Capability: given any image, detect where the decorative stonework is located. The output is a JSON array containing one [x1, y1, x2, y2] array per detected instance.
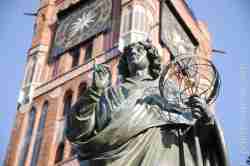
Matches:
[[51, 0, 112, 58], [160, 1, 196, 58]]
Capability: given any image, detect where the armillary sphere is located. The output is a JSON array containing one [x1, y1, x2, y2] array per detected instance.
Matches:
[[159, 56, 221, 106]]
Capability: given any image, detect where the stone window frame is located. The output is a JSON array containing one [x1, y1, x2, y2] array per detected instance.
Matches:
[[30, 101, 49, 166], [63, 90, 73, 116], [18, 107, 37, 166], [70, 47, 81, 68], [119, 3, 155, 51], [77, 82, 88, 99]]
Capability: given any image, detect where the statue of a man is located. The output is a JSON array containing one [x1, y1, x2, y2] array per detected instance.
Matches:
[[66, 41, 229, 166]]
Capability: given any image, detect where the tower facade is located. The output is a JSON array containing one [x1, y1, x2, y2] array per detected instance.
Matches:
[[5, 0, 213, 165]]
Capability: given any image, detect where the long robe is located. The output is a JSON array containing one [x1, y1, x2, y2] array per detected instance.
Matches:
[[66, 78, 230, 166]]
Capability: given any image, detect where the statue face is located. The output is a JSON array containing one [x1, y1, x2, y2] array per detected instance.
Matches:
[[126, 44, 149, 74]]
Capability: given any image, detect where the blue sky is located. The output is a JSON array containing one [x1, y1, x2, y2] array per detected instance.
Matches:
[[0, 0, 39, 164], [190, 1, 250, 165], [0, 0, 249, 166]]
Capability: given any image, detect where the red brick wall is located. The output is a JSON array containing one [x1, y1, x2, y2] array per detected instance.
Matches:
[[5, 0, 213, 165]]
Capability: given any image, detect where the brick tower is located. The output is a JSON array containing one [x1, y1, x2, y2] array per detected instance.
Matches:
[[4, 0, 213, 165]]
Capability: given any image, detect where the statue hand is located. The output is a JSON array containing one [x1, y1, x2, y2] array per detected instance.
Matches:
[[92, 64, 111, 92], [186, 95, 214, 123]]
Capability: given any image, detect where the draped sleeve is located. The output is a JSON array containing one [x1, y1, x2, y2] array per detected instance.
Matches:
[[66, 88, 106, 143]]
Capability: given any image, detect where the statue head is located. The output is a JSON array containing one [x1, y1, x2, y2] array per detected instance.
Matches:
[[118, 41, 162, 80]]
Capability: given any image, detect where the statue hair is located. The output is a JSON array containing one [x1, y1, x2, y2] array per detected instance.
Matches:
[[118, 41, 162, 80]]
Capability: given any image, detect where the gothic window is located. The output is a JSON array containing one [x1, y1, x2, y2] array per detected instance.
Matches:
[[30, 101, 49, 166], [103, 0, 121, 52], [78, 82, 87, 98], [25, 56, 37, 86], [18, 107, 36, 166], [121, 6, 133, 34], [22, 56, 38, 104], [70, 47, 80, 68], [38, 102, 49, 131], [52, 59, 59, 78], [133, 5, 146, 32], [63, 91, 73, 116], [61, 91, 73, 161], [84, 42, 93, 63], [54, 142, 64, 164], [119, 4, 153, 51]]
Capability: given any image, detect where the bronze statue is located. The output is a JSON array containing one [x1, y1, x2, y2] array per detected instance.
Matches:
[[66, 41, 229, 166]]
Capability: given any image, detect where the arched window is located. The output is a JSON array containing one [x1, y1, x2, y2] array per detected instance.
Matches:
[[119, 4, 154, 51], [22, 56, 38, 103], [25, 56, 37, 86], [84, 41, 93, 63], [37, 102, 49, 131], [70, 47, 80, 68], [121, 6, 133, 34], [58, 91, 73, 162], [31, 101, 49, 166], [52, 59, 59, 78], [63, 91, 73, 116], [18, 107, 36, 166], [54, 142, 64, 164], [133, 5, 146, 32], [78, 82, 87, 98]]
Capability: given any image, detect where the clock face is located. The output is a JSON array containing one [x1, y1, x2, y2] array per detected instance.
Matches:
[[51, 0, 112, 58], [160, 1, 196, 59]]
